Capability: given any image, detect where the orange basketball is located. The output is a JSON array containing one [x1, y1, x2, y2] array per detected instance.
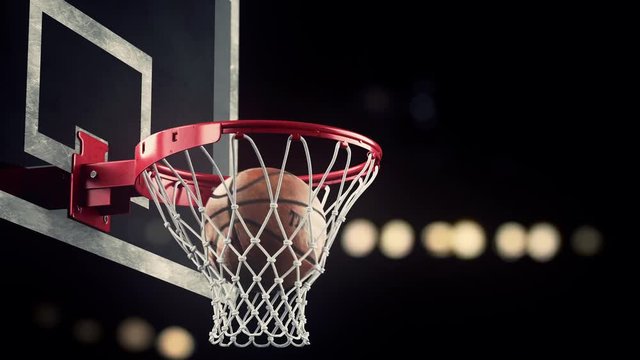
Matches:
[[204, 167, 326, 290]]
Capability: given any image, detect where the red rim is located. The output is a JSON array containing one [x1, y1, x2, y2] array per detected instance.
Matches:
[[133, 120, 382, 203]]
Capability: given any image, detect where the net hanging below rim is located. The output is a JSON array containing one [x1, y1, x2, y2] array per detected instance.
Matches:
[[139, 120, 381, 347]]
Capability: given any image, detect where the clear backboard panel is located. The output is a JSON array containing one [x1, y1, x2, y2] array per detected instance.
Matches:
[[0, 0, 239, 298]]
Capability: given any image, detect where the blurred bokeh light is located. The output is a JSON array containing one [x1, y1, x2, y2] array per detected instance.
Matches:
[[117, 317, 155, 352], [341, 219, 378, 257], [380, 219, 415, 259], [571, 225, 603, 256], [33, 302, 61, 329], [73, 318, 102, 344], [527, 223, 561, 262], [156, 326, 195, 360], [421, 221, 453, 257], [452, 220, 486, 259], [495, 222, 527, 261]]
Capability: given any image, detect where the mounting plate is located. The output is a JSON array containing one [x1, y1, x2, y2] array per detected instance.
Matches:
[[70, 131, 110, 232]]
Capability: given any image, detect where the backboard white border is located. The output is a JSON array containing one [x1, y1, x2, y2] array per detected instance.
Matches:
[[24, 0, 152, 172], [0, 191, 211, 298]]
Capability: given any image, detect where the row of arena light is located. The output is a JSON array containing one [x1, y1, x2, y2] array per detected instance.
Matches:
[[33, 303, 195, 359], [341, 219, 603, 261]]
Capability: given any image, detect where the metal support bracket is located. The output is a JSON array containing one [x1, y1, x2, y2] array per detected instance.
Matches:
[[70, 131, 135, 232]]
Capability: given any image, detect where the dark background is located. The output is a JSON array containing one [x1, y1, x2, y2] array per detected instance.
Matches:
[[2, 0, 614, 358]]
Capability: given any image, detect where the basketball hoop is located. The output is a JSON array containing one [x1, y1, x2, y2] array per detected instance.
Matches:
[[70, 120, 382, 347]]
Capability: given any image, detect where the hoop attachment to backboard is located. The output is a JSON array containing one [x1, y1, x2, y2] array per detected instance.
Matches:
[[69, 120, 382, 232]]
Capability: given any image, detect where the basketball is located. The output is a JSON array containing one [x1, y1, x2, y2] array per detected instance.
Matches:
[[204, 167, 326, 290]]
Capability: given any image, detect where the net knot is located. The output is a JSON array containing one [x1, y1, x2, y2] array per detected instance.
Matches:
[[261, 294, 270, 300], [252, 276, 262, 282], [251, 309, 259, 316], [240, 293, 249, 300], [293, 260, 302, 267], [231, 310, 239, 316], [283, 239, 293, 246], [338, 216, 347, 223], [238, 255, 247, 262], [331, 210, 339, 216], [274, 277, 284, 285], [281, 295, 289, 301], [198, 206, 206, 213], [163, 221, 171, 229], [230, 204, 239, 211], [231, 275, 240, 282], [306, 206, 313, 214], [261, 324, 268, 331], [266, 257, 276, 264], [224, 238, 232, 245], [172, 213, 181, 220], [250, 238, 260, 244], [270, 202, 278, 209], [294, 281, 303, 288]]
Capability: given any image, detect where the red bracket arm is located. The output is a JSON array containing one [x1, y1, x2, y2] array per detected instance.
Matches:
[[67, 120, 380, 233], [70, 131, 136, 232]]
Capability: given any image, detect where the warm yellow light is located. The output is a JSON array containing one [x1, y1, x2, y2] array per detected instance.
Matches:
[[117, 317, 155, 352], [452, 220, 486, 259], [495, 222, 527, 261], [379, 219, 414, 259], [73, 318, 102, 344], [341, 219, 378, 257], [157, 326, 195, 360], [571, 225, 603, 256], [421, 222, 453, 257], [527, 223, 561, 262]]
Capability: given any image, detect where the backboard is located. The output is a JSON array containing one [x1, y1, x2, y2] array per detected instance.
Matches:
[[0, 0, 239, 298]]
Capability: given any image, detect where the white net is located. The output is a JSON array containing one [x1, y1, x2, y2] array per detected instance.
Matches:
[[141, 133, 378, 347]]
